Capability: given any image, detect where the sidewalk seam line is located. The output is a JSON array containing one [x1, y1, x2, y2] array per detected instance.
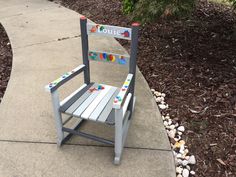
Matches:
[[13, 35, 81, 50], [0, 139, 172, 152]]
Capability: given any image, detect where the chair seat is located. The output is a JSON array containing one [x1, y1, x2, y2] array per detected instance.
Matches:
[[60, 83, 119, 123]]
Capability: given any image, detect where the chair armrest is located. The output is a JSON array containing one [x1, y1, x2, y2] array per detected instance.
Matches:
[[45, 64, 85, 93], [113, 73, 133, 109]]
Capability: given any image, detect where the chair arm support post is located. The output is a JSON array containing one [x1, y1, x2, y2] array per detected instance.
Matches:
[[51, 90, 64, 145], [114, 108, 123, 164], [80, 16, 90, 85]]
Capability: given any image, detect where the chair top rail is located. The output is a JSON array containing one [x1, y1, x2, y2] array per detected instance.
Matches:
[[87, 23, 132, 40]]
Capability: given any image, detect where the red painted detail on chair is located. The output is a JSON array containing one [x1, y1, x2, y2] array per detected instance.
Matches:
[[80, 16, 86, 20], [89, 88, 96, 92], [132, 22, 140, 26]]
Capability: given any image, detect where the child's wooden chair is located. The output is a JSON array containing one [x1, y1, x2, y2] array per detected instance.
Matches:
[[45, 16, 139, 165]]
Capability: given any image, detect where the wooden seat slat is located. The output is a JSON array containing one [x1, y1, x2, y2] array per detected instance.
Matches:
[[64, 83, 98, 114], [89, 86, 118, 121], [60, 83, 94, 113], [97, 89, 119, 123], [81, 85, 113, 119], [73, 86, 103, 118]]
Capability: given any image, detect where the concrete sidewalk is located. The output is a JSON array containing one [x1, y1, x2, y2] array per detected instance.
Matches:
[[0, 0, 175, 176]]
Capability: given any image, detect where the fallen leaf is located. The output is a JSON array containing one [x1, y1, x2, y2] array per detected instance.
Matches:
[[210, 143, 217, 146], [216, 158, 226, 166]]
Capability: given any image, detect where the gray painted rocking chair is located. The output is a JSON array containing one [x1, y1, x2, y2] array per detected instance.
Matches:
[[45, 16, 139, 165]]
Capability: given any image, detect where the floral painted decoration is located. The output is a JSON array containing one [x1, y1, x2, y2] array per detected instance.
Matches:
[[88, 51, 128, 65], [89, 85, 105, 93]]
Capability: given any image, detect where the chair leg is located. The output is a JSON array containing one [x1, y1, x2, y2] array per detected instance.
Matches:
[[114, 108, 123, 165], [128, 96, 136, 120], [132, 96, 136, 112], [51, 91, 64, 146]]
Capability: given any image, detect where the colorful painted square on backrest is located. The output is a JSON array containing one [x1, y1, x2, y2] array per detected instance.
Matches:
[[87, 23, 132, 40], [88, 50, 129, 65]]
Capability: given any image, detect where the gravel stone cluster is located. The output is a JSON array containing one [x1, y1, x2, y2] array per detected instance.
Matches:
[[151, 89, 196, 177]]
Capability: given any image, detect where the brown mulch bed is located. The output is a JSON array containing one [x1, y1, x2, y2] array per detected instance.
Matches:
[[53, 0, 236, 176], [0, 24, 12, 103]]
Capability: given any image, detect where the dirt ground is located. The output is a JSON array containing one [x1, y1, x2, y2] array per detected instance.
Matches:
[[0, 24, 12, 103], [0, 0, 236, 176]]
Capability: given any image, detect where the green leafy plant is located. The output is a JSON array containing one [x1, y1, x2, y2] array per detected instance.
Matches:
[[228, 0, 236, 7], [132, 0, 196, 23], [122, 0, 136, 14]]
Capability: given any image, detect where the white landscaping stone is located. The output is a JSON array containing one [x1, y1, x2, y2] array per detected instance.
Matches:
[[182, 160, 188, 166], [185, 156, 190, 160], [176, 166, 183, 174], [165, 115, 170, 119], [168, 119, 172, 125], [177, 159, 182, 165], [159, 104, 167, 109], [180, 144, 185, 154], [163, 121, 168, 127], [161, 93, 166, 97], [173, 151, 177, 156], [176, 153, 182, 158], [186, 165, 190, 170], [182, 169, 190, 177], [177, 126, 185, 132], [160, 96, 165, 101], [184, 149, 189, 156], [179, 140, 185, 145], [168, 129, 176, 139], [178, 131, 183, 135], [188, 155, 196, 165], [152, 89, 196, 174], [154, 91, 162, 96], [169, 125, 175, 130], [155, 97, 162, 102]]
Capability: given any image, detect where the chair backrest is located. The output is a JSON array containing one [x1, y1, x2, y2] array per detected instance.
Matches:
[[80, 16, 139, 85]]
